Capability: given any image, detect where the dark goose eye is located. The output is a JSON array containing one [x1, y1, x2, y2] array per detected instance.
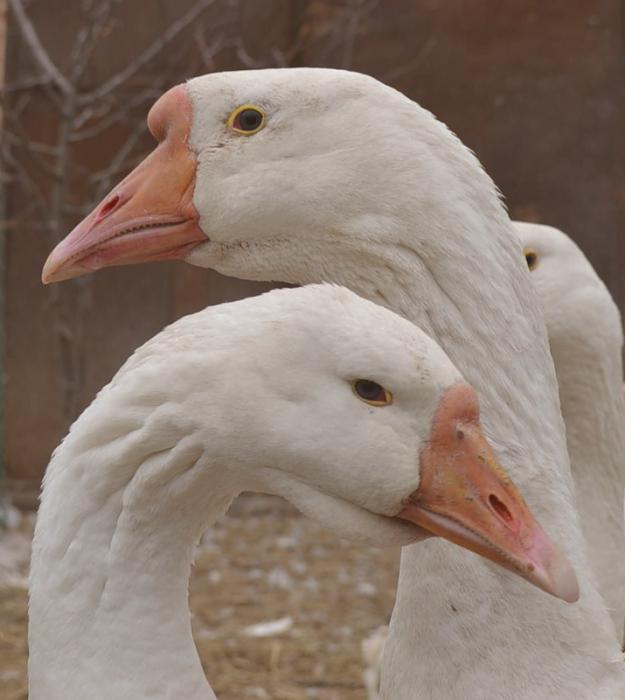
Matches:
[[352, 379, 393, 406], [229, 106, 265, 135], [523, 247, 538, 271]]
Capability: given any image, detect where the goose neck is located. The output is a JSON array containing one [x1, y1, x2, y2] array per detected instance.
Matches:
[[29, 406, 239, 700]]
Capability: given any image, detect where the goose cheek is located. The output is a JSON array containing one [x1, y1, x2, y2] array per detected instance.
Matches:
[[42, 84, 206, 284]]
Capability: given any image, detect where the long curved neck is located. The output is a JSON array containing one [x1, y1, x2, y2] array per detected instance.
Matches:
[[551, 328, 625, 636], [552, 330, 625, 484], [293, 149, 625, 695], [377, 223, 624, 696], [29, 399, 239, 700]]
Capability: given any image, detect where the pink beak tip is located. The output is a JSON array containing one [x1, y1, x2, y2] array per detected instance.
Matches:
[[41, 252, 59, 284], [545, 547, 580, 604]]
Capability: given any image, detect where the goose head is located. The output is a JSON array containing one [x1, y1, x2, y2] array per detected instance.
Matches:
[[42, 68, 504, 285], [100, 285, 576, 601], [515, 221, 623, 355]]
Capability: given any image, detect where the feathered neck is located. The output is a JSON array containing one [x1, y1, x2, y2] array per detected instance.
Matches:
[[550, 320, 625, 638], [550, 319, 625, 472], [28, 390, 238, 700], [277, 133, 625, 695]]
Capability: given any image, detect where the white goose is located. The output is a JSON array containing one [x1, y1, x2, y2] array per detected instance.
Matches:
[[362, 221, 625, 696], [517, 221, 625, 636], [43, 69, 625, 697], [28, 285, 571, 699]]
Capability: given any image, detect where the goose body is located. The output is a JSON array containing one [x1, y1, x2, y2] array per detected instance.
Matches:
[[28, 285, 568, 699], [43, 69, 625, 697], [516, 221, 625, 636]]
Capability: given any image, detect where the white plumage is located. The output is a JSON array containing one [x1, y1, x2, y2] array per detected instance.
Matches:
[[31, 285, 565, 699], [516, 221, 625, 637], [362, 221, 625, 695], [43, 69, 625, 697]]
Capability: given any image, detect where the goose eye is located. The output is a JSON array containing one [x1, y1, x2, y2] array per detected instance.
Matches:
[[523, 247, 539, 271], [352, 379, 393, 406], [228, 105, 265, 135]]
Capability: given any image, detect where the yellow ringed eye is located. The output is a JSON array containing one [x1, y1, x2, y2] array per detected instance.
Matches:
[[523, 247, 539, 271], [227, 105, 265, 135], [352, 379, 393, 407]]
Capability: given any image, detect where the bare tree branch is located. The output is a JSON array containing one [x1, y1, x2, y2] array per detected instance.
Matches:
[[0, 73, 52, 94], [89, 118, 148, 200], [381, 37, 437, 84], [2, 121, 59, 179], [0, 140, 48, 213], [71, 87, 162, 141], [339, 0, 378, 69], [7, 0, 73, 95], [68, 0, 115, 84], [78, 0, 218, 105]]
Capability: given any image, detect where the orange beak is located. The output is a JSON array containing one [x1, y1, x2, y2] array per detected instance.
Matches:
[[401, 383, 579, 603], [42, 85, 205, 284]]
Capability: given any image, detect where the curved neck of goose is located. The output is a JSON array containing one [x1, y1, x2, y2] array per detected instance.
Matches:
[[559, 355, 625, 483], [550, 324, 625, 635], [29, 405, 239, 700], [551, 325, 625, 473], [292, 154, 625, 692]]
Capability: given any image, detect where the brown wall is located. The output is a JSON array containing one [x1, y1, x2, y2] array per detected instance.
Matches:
[[3, 1, 625, 498], [0, 0, 6, 86], [351, 0, 625, 315]]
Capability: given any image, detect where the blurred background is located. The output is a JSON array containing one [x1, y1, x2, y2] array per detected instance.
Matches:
[[0, 1, 623, 698]]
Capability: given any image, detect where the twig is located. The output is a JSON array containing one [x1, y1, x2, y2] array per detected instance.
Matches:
[[7, 0, 73, 95], [0, 74, 52, 95], [381, 37, 437, 84], [0, 141, 49, 212], [90, 118, 149, 201], [78, 0, 217, 105], [2, 120, 59, 179], [71, 87, 162, 141]]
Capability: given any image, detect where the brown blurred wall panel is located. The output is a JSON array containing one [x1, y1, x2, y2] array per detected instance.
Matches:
[[3, 1, 625, 495]]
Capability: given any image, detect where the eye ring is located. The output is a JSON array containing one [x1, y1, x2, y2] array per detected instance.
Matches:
[[227, 105, 265, 135], [352, 379, 393, 407], [523, 247, 539, 271]]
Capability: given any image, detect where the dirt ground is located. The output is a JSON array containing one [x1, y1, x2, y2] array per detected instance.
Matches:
[[0, 496, 399, 700]]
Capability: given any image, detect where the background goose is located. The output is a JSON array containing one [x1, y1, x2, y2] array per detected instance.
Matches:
[[28, 284, 570, 700], [516, 221, 625, 637], [42, 68, 625, 697]]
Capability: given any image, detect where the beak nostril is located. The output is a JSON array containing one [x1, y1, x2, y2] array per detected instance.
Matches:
[[489, 494, 513, 525], [98, 193, 121, 220]]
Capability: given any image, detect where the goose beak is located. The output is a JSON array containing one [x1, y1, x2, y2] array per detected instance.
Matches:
[[42, 85, 205, 284], [399, 383, 579, 603]]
